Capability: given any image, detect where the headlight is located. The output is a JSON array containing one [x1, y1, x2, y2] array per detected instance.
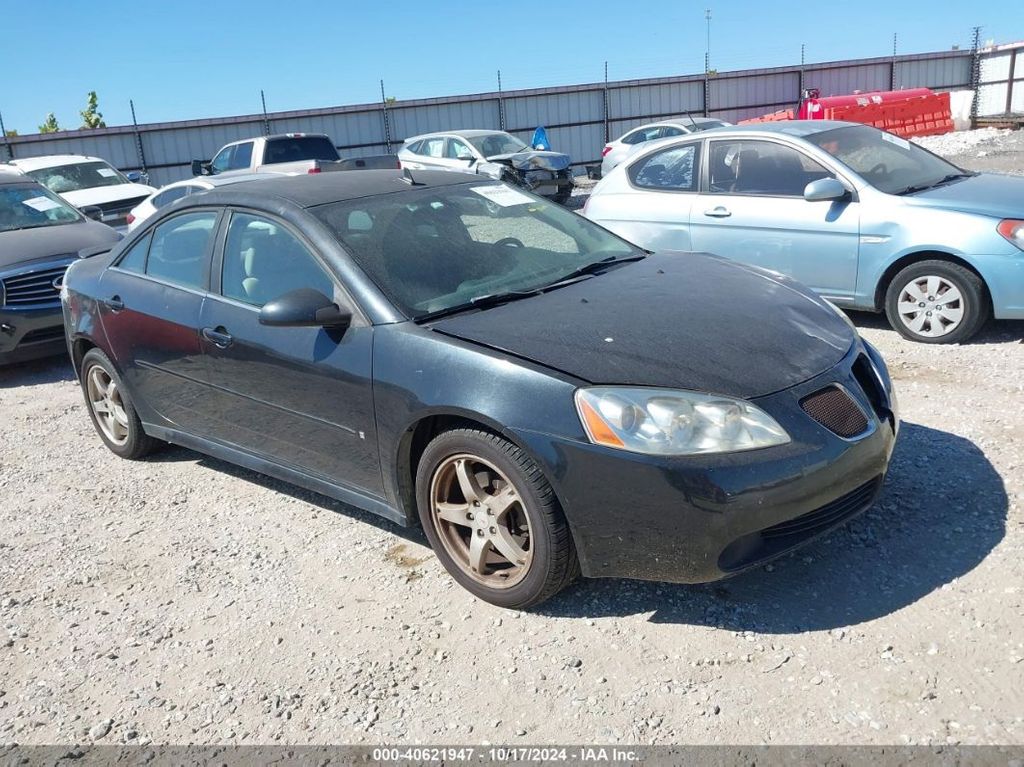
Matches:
[[575, 387, 790, 456], [997, 219, 1024, 251]]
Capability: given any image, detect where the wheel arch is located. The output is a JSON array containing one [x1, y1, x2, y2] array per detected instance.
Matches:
[[873, 250, 990, 311], [393, 409, 547, 527], [71, 336, 98, 378]]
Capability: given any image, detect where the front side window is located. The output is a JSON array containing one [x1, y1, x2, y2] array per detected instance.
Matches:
[[210, 146, 234, 174], [152, 186, 191, 209], [26, 161, 128, 194], [807, 124, 964, 195], [445, 139, 475, 160], [146, 211, 217, 289], [421, 138, 445, 158], [221, 213, 335, 307], [622, 126, 663, 145], [314, 183, 638, 317], [628, 143, 700, 191], [0, 183, 81, 232], [707, 140, 831, 196]]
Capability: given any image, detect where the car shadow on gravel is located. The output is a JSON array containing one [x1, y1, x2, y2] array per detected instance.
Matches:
[[539, 422, 1007, 631], [846, 310, 1024, 344], [0, 356, 75, 388]]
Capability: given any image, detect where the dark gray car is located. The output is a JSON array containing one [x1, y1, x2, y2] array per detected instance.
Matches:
[[0, 174, 120, 364]]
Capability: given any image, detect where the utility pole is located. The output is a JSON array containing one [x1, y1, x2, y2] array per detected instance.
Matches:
[[380, 80, 393, 153], [703, 8, 712, 117], [260, 90, 271, 136]]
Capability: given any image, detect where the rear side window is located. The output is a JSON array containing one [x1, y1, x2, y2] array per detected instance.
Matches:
[[146, 212, 217, 289], [116, 232, 151, 273], [628, 143, 700, 191], [152, 186, 191, 209], [622, 127, 663, 145], [404, 140, 422, 154]]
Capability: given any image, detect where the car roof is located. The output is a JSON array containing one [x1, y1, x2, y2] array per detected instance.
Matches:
[[178, 168, 478, 210], [9, 154, 106, 171], [404, 129, 509, 142], [160, 171, 282, 192], [624, 120, 862, 154], [0, 173, 41, 187]]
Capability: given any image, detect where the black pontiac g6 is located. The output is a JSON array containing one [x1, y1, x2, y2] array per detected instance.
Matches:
[[62, 170, 898, 608]]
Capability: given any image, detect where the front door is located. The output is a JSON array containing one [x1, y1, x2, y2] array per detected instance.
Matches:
[[196, 211, 382, 496], [97, 210, 219, 431], [689, 138, 861, 300]]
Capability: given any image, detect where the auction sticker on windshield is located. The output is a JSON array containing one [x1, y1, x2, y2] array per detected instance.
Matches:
[[21, 196, 62, 212], [96, 168, 118, 178], [472, 185, 534, 207], [880, 132, 911, 150]]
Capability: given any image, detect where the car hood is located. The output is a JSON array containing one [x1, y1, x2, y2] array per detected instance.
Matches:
[[0, 220, 120, 270], [903, 172, 1024, 219], [485, 151, 571, 171], [430, 253, 855, 399], [60, 183, 156, 207]]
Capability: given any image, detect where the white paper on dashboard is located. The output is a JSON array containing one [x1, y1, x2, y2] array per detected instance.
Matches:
[[21, 196, 62, 212], [471, 185, 535, 207]]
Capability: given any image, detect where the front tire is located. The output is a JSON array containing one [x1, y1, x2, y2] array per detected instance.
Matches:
[[415, 428, 578, 609], [884, 260, 988, 344], [80, 349, 160, 460]]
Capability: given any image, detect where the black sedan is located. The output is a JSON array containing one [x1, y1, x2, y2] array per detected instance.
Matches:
[[1, 174, 120, 365], [62, 170, 898, 609]]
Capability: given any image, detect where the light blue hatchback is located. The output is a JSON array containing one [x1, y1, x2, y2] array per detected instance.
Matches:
[[584, 120, 1024, 343]]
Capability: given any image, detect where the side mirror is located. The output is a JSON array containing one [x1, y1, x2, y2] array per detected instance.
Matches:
[[462, 157, 476, 164], [125, 170, 149, 184], [191, 159, 211, 177], [80, 205, 104, 222], [259, 288, 351, 329], [804, 177, 849, 202]]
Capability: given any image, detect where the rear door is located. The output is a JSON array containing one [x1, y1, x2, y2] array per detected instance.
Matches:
[[689, 138, 861, 298], [98, 209, 220, 431], [195, 210, 382, 495]]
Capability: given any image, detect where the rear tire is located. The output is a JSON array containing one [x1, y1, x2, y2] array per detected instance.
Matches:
[[415, 428, 578, 609], [80, 349, 160, 460], [884, 260, 987, 344]]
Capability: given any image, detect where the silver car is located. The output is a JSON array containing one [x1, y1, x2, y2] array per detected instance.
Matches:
[[398, 130, 574, 203], [584, 120, 1024, 344], [601, 118, 730, 178]]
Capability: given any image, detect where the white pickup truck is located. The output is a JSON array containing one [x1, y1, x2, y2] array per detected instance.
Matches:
[[192, 133, 397, 177]]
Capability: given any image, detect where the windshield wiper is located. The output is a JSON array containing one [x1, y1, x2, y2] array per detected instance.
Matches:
[[894, 172, 975, 196], [415, 289, 540, 323], [539, 254, 647, 288]]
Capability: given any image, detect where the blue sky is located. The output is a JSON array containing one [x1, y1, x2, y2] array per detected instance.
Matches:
[[2, 0, 1020, 134]]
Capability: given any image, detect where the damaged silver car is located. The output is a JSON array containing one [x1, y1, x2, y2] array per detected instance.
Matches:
[[398, 130, 574, 203]]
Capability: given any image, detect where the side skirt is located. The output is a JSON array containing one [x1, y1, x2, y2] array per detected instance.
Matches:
[[143, 423, 409, 527]]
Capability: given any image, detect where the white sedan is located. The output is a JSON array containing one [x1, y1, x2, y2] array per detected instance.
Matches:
[[601, 118, 729, 178], [127, 172, 280, 231]]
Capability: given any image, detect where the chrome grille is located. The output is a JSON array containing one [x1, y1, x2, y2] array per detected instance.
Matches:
[[800, 385, 869, 438], [2, 265, 68, 307]]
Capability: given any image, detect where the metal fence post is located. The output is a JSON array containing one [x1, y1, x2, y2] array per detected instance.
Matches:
[[798, 44, 805, 108], [890, 33, 898, 90], [497, 70, 505, 131], [970, 26, 982, 124], [1006, 48, 1017, 115], [260, 90, 271, 136], [603, 61, 610, 143], [0, 109, 12, 161], [380, 80, 393, 154], [129, 100, 147, 175]]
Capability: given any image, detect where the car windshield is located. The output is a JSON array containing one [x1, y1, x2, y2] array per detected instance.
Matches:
[[807, 125, 965, 195], [314, 182, 640, 318], [0, 183, 81, 233], [466, 133, 528, 157], [26, 161, 129, 194]]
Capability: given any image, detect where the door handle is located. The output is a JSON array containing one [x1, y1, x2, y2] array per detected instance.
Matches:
[[703, 206, 732, 218], [103, 295, 124, 311], [201, 326, 233, 349]]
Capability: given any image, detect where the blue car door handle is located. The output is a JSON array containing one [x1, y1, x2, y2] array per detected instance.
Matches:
[[201, 326, 233, 349], [704, 206, 732, 218]]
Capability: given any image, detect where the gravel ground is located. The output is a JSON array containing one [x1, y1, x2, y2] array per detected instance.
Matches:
[[1, 131, 1023, 748]]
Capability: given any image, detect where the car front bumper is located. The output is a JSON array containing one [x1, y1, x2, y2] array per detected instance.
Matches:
[[0, 303, 67, 365], [513, 342, 898, 583]]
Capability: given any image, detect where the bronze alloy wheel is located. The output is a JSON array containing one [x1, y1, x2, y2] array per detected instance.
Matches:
[[86, 364, 130, 446], [429, 453, 533, 588]]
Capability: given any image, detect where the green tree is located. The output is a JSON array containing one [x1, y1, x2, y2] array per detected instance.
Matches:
[[39, 113, 61, 133], [4, 130, 17, 137], [80, 91, 106, 129]]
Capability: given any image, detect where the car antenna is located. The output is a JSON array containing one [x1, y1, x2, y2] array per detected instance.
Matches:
[[683, 111, 699, 130], [402, 167, 425, 186]]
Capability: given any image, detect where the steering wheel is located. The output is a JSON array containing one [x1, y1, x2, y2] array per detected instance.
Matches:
[[867, 162, 889, 177], [493, 237, 524, 249]]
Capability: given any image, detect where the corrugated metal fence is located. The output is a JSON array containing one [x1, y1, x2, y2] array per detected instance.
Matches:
[[0, 47, 996, 188]]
